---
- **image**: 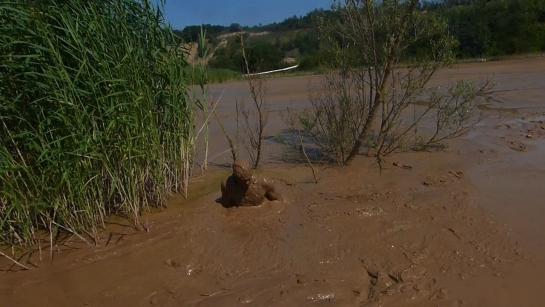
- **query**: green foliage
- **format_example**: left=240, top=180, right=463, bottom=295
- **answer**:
left=229, top=23, right=243, bottom=32
left=209, top=39, right=243, bottom=71
left=186, top=67, right=241, bottom=84
left=245, top=41, right=285, bottom=72
left=0, top=0, right=197, bottom=246
left=197, top=26, right=209, bottom=58
left=251, top=9, right=329, bottom=32
left=178, top=9, right=328, bottom=43
left=292, top=30, right=321, bottom=54
left=175, top=24, right=226, bottom=42
left=196, top=0, right=545, bottom=72
left=210, top=38, right=285, bottom=73
left=299, top=0, right=468, bottom=165
left=439, top=0, right=545, bottom=57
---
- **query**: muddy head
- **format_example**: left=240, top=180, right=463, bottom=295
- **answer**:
left=232, top=160, right=253, bottom=185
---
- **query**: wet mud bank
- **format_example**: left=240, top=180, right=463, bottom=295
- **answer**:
left=2, top=58, right=545, bottom=306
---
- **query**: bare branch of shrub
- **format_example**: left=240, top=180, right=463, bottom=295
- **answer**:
left=298, top=130, right=319, bottom=184
left=213, top=109, right=239, bottom=163
left=297, top=0, right=492, bottom=165
left=240, top=35, right=269, bottom=169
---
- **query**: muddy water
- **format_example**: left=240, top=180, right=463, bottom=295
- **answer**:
left=1, top=58, right=545, bottom=306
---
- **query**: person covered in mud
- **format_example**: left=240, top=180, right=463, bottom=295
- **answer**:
left=219, top=160, right=281, bottom=207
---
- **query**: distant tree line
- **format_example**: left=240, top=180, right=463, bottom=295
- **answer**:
left=174, top=25, right=226, bottom=43
left=249, top=9, right=328, bottom=32
left=435, top=0, right=545, bottom=57
left=176, top=9, right=327, bottom=42
left=209, top=36, right=285, bottom=72
left=207, top=29, right=328, bottom=73
left=179, top=0, right=545, bottom=72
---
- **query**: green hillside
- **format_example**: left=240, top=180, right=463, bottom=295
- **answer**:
left=178, top=0, right=545, bottom=76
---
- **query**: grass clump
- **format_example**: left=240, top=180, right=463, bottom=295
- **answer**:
left=0, top=0, right=197, bottom=246
left=206, top=68, right=241, bottom=83
left=187, top=66, right=241, bottom=84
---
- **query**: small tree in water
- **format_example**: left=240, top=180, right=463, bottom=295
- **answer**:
left=299, top=0, right=490, bottom=165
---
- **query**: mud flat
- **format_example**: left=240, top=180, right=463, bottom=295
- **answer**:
left=2, top=58, right=545, bottom=306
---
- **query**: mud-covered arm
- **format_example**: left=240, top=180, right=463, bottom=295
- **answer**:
left=221, top=180, right=231, bottom=204
left=262, top=179, right=281, bottom=201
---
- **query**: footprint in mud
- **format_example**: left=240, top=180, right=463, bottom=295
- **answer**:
left=359, top=255, right=441, bottom=306
left=449, top=170, right=464, bottom=179
left=479, top=148, right=497, bottom=155
left=525, top=121, right=545, bottom=138
left=367, top=269, right=401, bottom=297
left=423, top=170, right=466, bottom=186
left=164, top=258, right=182, bottom=268
left=148, top=290, right=176, bottom=306
left=422, top=175, right=449, bottom=186
left=393, top=162, right=413, bottom=170
left=506, top=139, right=527, bottom=152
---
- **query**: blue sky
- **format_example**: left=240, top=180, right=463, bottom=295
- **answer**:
left=157, top=0, right=332, bottom=29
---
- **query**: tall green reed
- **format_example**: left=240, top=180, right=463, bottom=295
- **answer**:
left=0, top=0, right=198, bottom=246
